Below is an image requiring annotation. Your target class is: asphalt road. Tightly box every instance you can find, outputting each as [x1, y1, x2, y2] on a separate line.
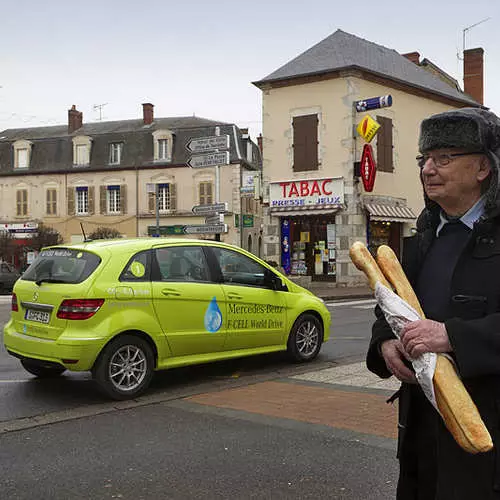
[0, 297, 376, 422]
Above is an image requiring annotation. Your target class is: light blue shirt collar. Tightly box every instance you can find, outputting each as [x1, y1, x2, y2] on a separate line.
[436, 196, 486, 237]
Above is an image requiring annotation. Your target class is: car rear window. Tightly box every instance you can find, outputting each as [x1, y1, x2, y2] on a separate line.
[22, 248, 101, 284]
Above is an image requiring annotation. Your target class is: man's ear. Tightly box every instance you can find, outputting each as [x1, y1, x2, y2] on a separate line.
[477, 156, 492, 182]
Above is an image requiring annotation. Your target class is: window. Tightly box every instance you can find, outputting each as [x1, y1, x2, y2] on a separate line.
[212, 247, 267, 287]
[76, 187, 89, 215]
[107, 185, 121, 214]
[199, 181, 213, 205]
[109, 143, 123, 165]
[148, 183, 176, 213]
[158, 139, 168, 160]
[376, 116, 393, 172]
[120, 251, 150, 282]
[13, 140, 33, 169]
[46, 189, 57, 215]
[152, 130, 173, 162]
[16, 149, 28, 169]
[16, 189, 28, 216]
[292, 114, 318, 172]
[154, 246, 209, 282]
[75, 144, 89, 166]
[72, 136, 92, 166]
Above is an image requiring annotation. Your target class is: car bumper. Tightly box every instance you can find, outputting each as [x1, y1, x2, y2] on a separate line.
[3, 325, 105, 371]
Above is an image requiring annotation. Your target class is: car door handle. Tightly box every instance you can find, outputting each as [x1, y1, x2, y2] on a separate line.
[161, 288, 181, 296]
[227, 293, 243, 300]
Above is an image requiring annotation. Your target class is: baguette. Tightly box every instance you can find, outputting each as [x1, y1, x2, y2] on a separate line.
[349, 241, 392, 290]
[374, 244, 493, 454]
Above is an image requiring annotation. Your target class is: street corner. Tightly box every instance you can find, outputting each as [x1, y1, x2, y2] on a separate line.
[186, 378, 398, 440]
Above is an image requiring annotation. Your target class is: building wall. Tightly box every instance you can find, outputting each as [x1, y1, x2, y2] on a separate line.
[260, 75, 462, 285]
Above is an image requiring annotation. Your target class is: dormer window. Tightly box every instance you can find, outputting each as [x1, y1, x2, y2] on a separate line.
[109, 143, 123, 165]
[72, 135, 92, 166]
[13, 140, 33, 169]
[152, 130, 173, 162]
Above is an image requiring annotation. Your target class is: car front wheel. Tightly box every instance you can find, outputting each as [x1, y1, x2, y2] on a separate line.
[92, 335, 155, 400]
[287, 314, 323, 362]
[21, 359, 66, 378]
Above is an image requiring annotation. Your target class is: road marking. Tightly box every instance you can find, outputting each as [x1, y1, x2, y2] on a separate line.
[332, 336, 367, 340]
[326, 299, 376, 308]
[0, 379, 32, 384]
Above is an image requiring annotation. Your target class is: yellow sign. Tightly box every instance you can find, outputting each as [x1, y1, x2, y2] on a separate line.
[300, 232, 310, 243]
[356, 115, 381, 143]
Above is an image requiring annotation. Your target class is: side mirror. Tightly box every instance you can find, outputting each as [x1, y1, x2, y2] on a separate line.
[264, 268, 285, 291]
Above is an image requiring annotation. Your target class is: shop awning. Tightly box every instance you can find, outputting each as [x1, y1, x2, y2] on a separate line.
[364, 203, 417, 222]
[269, 204, 342, 216]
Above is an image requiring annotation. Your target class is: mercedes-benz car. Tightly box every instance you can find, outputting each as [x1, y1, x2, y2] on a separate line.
[4, 238, 331, 400]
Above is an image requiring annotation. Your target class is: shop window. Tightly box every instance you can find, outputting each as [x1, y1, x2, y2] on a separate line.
[292, 114, 318, 172]
[376, 116, 393, 172]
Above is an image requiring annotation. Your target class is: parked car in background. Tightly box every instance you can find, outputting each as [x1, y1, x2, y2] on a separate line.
[0, 261, 20, 293]
[3, 238, 331, 400]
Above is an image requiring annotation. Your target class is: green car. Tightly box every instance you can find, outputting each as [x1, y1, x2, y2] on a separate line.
[3, 239, 331, 400]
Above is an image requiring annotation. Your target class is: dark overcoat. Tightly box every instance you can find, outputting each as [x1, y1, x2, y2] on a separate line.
[367, 204, 500, 499]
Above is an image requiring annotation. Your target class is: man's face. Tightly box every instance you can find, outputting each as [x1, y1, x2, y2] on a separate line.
[420, 149, 490, 213]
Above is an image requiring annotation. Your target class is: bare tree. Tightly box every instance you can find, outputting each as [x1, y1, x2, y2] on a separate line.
[88, 227, 122, 240]
[30, 223, 63, 251]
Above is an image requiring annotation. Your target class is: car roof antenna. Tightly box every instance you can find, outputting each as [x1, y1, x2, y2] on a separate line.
[80, 222, 91, 242]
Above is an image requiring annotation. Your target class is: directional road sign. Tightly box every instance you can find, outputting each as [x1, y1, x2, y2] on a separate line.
[186, 135, 230, 153]
[187, 151, 230, 169]
[192, 202, 228, 215]
[184, 224, 228, 235]
[205, 213, 224, 225]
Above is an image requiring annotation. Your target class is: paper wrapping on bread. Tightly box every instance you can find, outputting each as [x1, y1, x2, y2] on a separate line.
[349, 241, 493, 454]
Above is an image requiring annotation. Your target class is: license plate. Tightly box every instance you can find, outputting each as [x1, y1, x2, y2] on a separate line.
[25, 309, 50, 324]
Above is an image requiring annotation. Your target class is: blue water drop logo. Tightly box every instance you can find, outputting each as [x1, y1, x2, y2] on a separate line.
[204, 296, 222, 333]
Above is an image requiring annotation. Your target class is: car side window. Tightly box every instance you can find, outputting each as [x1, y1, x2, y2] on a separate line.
[120, 250, 150, 282]
[154, 246, 210, 282]
[213, 248, 266, 287]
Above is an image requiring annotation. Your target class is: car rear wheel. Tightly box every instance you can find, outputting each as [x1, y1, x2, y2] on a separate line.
[287, 314, 323, 362]
[21, 359, 66, 378]
[92, 335, 155, 400]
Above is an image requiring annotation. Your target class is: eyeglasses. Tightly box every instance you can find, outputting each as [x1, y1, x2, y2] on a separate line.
[416, 152, 484, 168]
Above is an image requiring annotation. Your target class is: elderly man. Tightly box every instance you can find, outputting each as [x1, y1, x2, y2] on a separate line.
[366, 107, 500, 499]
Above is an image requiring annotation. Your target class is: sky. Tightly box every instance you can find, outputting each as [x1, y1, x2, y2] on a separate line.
[1, 0, 498, 141]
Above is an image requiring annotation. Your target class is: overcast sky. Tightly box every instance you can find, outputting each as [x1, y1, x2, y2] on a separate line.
[1, 0, 498, 141]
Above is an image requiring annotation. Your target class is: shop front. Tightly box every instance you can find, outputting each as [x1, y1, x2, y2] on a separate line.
[363, 201, 417, 258]
[270, 177, 344, 282]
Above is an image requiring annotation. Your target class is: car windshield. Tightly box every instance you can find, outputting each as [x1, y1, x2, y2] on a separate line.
[22, 248, 101, 285]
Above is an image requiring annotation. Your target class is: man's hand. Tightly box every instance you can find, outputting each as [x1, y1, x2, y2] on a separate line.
[400, 319, 452, 358]
[380, 339, 417, 384]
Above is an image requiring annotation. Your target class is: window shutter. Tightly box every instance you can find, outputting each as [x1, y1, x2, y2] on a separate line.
[170, 183, 177, 211]
[46, 189, 51, 215]
[100, 186, 107, 214]
[88, 186, 95, 214]
[293, 114, 318, 172]
[120, 185, 127, 214]
[67, 187, 75, 215]
[376, 117, 393, 172]
[148, 191, 155, 213]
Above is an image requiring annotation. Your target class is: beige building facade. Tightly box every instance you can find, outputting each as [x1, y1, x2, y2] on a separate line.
[0, 105, 263, 268]
[253, 30, 484, 287]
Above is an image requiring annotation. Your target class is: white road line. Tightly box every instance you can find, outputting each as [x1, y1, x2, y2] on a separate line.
[0, 379, 32, 384]
[326, 299, 376, 307]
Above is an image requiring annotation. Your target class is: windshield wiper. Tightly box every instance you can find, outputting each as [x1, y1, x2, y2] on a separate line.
[35, 278, 67, 286]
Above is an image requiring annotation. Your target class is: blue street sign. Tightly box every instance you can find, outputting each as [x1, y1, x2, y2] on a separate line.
[354, 95, 393, 113]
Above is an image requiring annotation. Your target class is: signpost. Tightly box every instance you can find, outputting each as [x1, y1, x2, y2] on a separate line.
[191, 202, 228, 215]
[187, 151, 230, 169]
[186, 135, 230, 153]
[184, 224, 228, 235]
[204, 213, 224, 225]
[354, 95, 392, 113]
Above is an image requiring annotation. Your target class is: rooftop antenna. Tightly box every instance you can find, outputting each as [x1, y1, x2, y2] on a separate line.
[458, 17, 491, 61]
[93, 103, 108, 121]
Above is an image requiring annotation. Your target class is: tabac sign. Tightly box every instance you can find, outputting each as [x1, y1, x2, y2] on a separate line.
[360, 144, 376, 192]
[269, 178, 344, 208]
[356, 115, 381, 143]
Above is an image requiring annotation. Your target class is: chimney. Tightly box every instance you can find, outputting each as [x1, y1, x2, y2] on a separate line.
[257, 134, 263, 154]
[142, 103, 154, 125]
[464, 48, 484, 104]
[402, 52, 420, 65]
[68, 105, 83, 133]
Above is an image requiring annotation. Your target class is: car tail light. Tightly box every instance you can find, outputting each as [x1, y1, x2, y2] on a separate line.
[11, 293, 18, 312]
[57, 299, 105, 320]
